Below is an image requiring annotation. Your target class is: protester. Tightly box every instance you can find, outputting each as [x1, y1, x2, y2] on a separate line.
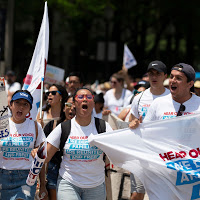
[118, 80, 149, 122]
[129, 63, 200, 200]
[194, 79, 200, 96]
[37, 84, 68, 128]
[104, 72, 132, 116]
[93, 93, 105, 119]
[0, 90, 46, 199]
[66, 71, 84, 95]
[43, 95, 75, 200]
[5, 70, 21, 105]
[45, 87, 113, 200]
[129, 60, 169, 200]
[143, 63, 200, 121]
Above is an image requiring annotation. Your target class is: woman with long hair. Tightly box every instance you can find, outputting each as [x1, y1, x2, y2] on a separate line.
[104, 73, 132, 116]
[37, 84, 68, 127]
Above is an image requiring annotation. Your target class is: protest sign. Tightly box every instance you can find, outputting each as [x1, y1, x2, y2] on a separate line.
[26, 142, 47, 186]
[89, 113, 200, 200]
[45, 64, 65, 85]
[23, 2, 49, 120]
[0, 77, 9, 139]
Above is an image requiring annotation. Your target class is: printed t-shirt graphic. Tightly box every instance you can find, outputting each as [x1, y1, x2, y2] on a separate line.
[131, 88, 170, 119]
[143, 94, 200, 122]
[0, 118, 45, 170]
[47, 117, 113, 188]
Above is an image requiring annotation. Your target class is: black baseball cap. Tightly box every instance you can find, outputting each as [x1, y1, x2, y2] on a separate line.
[135, 80, 150, 90]
[171, 63, 195, 82]
[147, 61, 167, 74]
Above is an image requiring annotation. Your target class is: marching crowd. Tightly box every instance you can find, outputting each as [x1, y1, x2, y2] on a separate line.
[1, 60, 200, 200]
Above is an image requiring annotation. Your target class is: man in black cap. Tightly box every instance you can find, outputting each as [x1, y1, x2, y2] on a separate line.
[129, 60, 169, 200]
[142, 63, 200, 122]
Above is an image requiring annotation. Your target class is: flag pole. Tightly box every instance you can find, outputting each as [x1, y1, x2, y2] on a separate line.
[39, 77, 44, 119]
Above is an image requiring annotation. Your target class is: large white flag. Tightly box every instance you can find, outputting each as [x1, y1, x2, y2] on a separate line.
[123, 44, 137, 69]
[23, 2, 49, 120]
[89, 113, 200, 200]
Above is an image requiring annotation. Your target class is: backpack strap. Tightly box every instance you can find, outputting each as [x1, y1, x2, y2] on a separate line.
[60, 120, 71, 152]
[34, 121, 39, 148]
[95, 117, 106, 134]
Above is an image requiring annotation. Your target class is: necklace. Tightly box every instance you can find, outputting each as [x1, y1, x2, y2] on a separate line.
[11, 119, 26, 134]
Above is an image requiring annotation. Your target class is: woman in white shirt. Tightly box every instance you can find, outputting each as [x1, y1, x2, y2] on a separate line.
[46, 87, 113, 200]
[104, 73, 132, 116]
[0, 90, 46, 199]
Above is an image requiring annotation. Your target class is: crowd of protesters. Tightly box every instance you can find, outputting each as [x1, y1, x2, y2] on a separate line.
[2, 60, 200, 200]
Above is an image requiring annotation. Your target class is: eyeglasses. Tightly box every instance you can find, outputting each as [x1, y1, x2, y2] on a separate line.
[133, 90, 142, 96]
[177, 104, 186, 117]
[65, 102, 73, 108]
[75, 94, 94, 101]
[46, 91, 61, 96]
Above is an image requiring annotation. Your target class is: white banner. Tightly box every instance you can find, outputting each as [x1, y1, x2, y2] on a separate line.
[23, 2, 49, 120]
[102, 113, 129, 130]
[45, 64, 65, 85]
[89, 113, 200, 200]
[123, 44, 137, 69]
[0, 77, 10, 139]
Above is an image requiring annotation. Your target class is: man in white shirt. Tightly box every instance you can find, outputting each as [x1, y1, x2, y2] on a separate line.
[129, 63, 200, 200]
[144, 63, 200, 122]
[129, 60, 169, 200]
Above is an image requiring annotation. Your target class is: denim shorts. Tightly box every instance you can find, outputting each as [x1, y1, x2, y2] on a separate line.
[0, 168, 36, 200]
[46, 161, 59, 190]
[57, 175, 106, 200]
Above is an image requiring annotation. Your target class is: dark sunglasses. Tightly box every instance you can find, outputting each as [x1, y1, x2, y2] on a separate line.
[177, 104, 185, 117]
[75, 94, 94, 101]
[46, 90, 61, 96]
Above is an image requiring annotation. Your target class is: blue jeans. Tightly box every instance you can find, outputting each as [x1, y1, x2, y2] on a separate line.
[57, 175, 106, 200]
[0, 168, 36, 200]
[46, 161, 59, 190]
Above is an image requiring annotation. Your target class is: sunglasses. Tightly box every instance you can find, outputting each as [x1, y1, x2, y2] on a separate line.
[133, 90, 142, 96]
[75, 94, 94, 101]
[65, 102, 73, 108]
[177, 104, 186, 117]
[46, 91, 61, 96]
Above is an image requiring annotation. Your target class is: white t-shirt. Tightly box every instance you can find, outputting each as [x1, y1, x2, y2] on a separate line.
[0, 118, 46, 170]
[104, 88, 132, 116]
[5, 80, 21, 93]
[130, 88, 170, 119]
[144, 93, 200, 122]
[47, 117, 113, 188]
